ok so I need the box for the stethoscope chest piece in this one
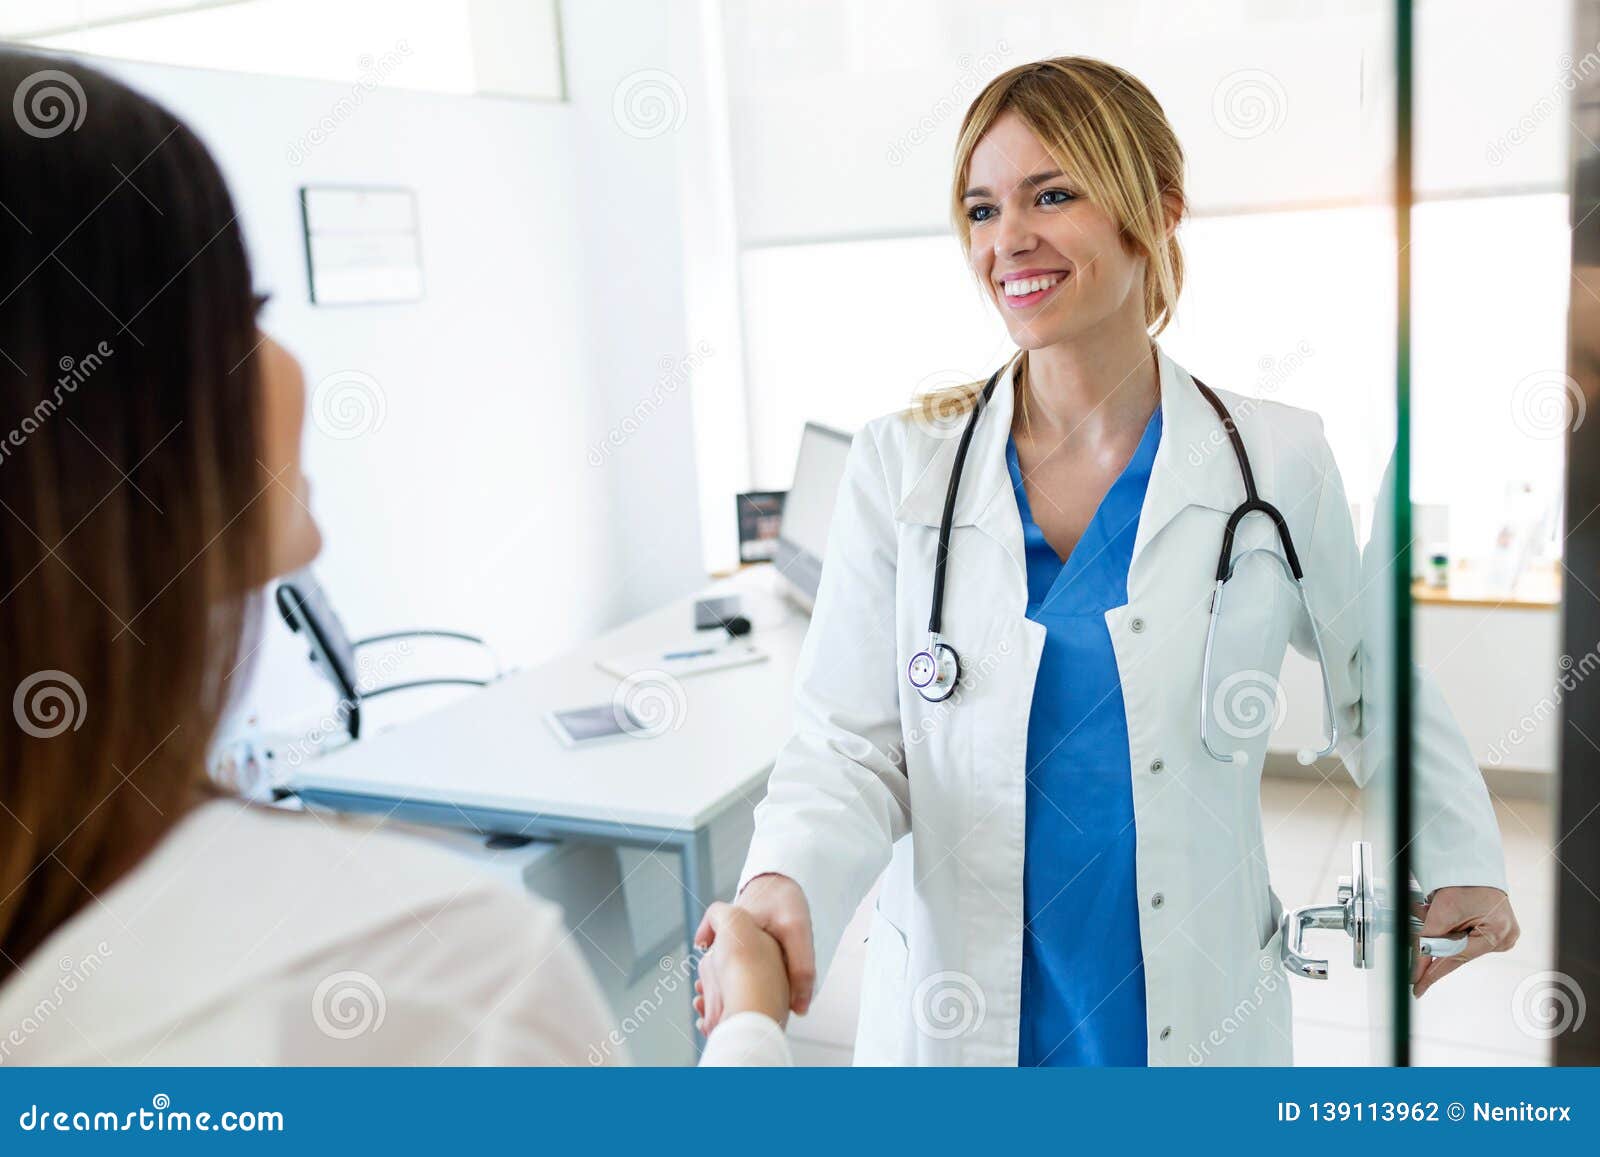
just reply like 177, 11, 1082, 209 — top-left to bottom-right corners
907, 638, 961, 703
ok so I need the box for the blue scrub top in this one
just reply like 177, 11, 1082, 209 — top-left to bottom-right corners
1007, 407, 1162, 1067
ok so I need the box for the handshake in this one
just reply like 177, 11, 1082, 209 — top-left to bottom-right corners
693, 874, 816, 1036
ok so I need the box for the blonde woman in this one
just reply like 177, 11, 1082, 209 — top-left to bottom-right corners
700, 56, 1518, 1066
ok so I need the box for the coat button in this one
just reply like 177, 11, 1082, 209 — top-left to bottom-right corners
1160, 1025, 1172, 1041
1149, 758, 1164, 774
1129, 616, 1145, 633
1151, 892, 1165, 908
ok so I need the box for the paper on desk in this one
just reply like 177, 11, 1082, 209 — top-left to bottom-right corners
596, 639, 768, 680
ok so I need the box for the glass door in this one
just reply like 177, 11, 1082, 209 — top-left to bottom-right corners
1223, 0, 1412, 1065
1400, 0, 1588, 1067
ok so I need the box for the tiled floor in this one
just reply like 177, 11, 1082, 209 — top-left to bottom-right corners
781, 775, 1559, 1066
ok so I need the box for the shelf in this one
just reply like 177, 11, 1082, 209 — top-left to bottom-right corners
1411, 561, 1561, 610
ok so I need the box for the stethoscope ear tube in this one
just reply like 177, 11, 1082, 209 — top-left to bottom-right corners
926, 365, 1008, 639
1217, 500, 1304, 582
910, 364, 1008, 705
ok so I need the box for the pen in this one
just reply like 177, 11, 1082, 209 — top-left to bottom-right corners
663, 647, 717, 660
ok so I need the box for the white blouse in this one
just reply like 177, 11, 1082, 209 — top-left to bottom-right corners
0, 800, 787, 1067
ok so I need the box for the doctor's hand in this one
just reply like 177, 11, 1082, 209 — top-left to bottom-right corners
693, 902, 791, 1033
1411, 885, 1520, 997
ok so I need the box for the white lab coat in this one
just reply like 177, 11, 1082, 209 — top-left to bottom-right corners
738, 342, 1508, 1066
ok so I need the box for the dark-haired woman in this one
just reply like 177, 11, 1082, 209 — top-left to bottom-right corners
0, 51, 785, 1066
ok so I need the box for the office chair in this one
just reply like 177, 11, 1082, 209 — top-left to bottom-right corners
274, 568, 500, 741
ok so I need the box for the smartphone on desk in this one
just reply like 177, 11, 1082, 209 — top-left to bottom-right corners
545, 704, 648, 748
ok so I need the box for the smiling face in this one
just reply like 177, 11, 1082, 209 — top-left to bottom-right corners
962, 111, 1151, 351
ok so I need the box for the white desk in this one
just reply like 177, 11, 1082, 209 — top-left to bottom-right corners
287, 565, 808, 1039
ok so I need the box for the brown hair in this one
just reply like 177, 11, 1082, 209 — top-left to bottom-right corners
908, 56, 1187, 429
0, 52, 267, 971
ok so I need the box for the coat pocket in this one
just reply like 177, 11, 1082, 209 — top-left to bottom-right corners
1260, 886, 1285, 952
853, 903, 911, 1065
1251, 892, 1294, 1066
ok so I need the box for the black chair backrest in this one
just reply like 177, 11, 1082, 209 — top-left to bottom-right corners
274, 569, 361, 737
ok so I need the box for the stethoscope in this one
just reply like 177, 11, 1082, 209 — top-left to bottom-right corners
905, 360, 1339, 767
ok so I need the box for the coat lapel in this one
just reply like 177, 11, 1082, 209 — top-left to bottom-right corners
892, 352, 1021, 531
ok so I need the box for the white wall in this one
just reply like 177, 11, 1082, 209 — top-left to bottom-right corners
560, 0, 714, 613
92, 4, 711, 734
27, 0, 562, 99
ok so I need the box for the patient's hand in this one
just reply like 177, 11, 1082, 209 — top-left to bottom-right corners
693, 902, 790, 1034
699, 872, 816, 1031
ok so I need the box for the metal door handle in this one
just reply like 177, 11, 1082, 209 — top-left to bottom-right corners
1411, 916, 1470, 959
1282, 901, 1347, 979
1278, 841, 1468, 979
